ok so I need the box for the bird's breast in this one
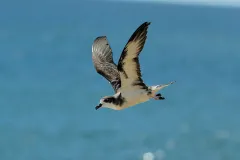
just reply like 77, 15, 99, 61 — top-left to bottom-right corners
119, 88, 150, 108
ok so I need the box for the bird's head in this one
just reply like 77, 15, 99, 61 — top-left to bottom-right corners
95, 96, 116, 110
95, 92, 122, 110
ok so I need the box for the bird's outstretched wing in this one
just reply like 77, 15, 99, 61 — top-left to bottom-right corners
117, 22, 150, 90
92, 36, 121, 92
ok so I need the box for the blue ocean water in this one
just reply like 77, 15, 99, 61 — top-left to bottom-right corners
0, 1, 240, 159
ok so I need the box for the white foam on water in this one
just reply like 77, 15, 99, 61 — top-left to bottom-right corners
111, 0, 240, 8
143, 152, 155, 160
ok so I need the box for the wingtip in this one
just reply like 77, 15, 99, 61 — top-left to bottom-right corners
171, 81, 176, 84
98, 36, 107, 38
94, 36, 107, 42
144, 21, 151, 26
138, 22, 151, 30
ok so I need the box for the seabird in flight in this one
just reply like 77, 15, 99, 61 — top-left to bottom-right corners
92, 22, 175, 110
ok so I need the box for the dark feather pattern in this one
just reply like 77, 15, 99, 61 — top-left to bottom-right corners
92, 36, 121, 92
105, 93, 125, 106
117, 22, 150, 89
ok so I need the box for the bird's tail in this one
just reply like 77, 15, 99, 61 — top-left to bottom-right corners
150, 81, 176, 93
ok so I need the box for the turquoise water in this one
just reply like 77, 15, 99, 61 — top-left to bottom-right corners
0, 1, 240, 159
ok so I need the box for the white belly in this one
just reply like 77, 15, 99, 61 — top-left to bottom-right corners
119, 88, 150, 109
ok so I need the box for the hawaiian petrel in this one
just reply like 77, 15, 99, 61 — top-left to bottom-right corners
92, 22, 175, 110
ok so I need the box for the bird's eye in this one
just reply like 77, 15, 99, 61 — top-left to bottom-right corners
104, 99, 109, 103
104, 98, 112, 103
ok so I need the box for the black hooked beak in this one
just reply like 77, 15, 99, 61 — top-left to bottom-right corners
95, 103, 102, 110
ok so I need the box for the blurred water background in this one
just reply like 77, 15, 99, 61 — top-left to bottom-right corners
0, 0, 240, 159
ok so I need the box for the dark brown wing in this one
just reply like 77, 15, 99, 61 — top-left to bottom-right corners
92, 36, 121, 92
117, 22, 150, 90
